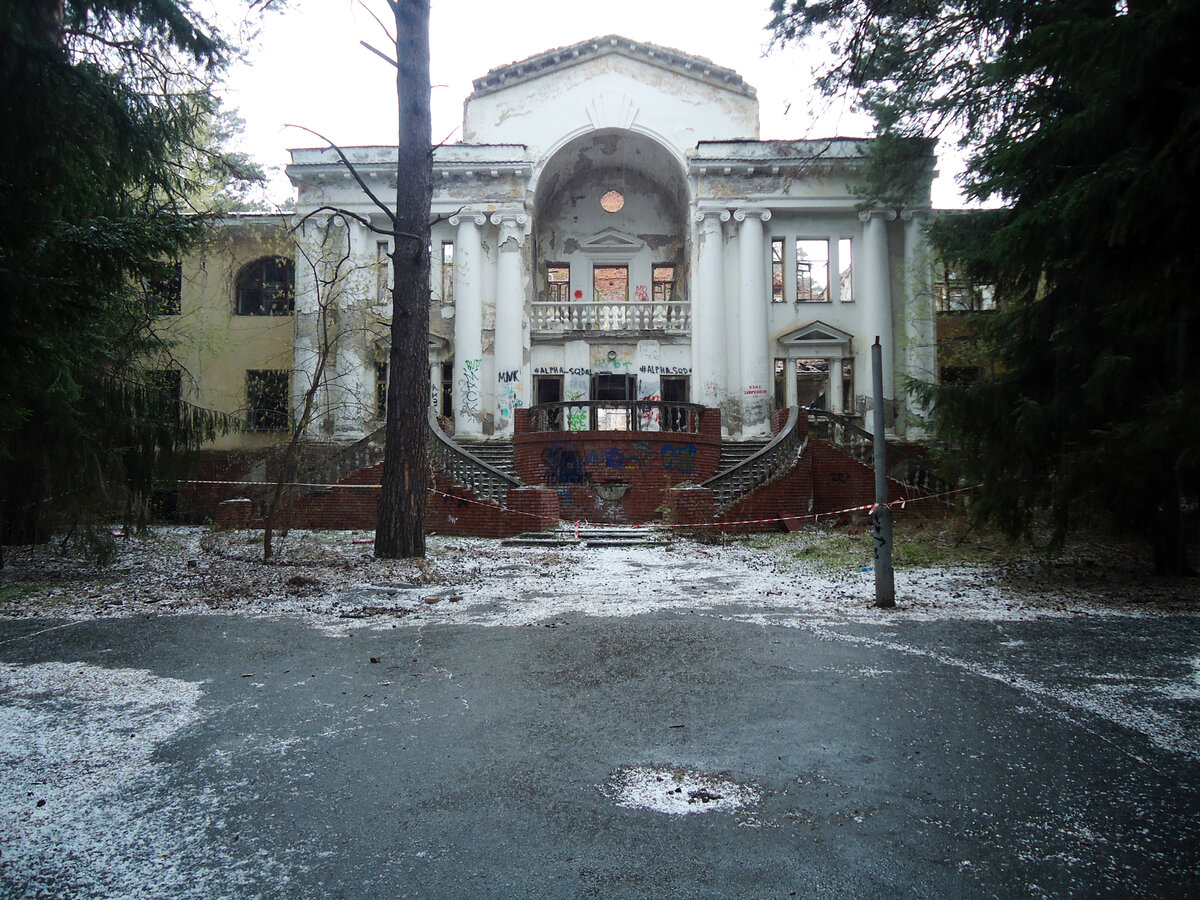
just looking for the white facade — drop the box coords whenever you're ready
[285,35,938,442]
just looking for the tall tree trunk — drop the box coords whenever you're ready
[375,0,432,558]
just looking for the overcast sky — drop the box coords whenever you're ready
[211,0,966,207]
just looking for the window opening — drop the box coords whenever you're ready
[796,239,830,302]
[592,373,635,430]
[600,190,625,213]
[246,370,289,430]
[441,242,454,304]
[441,361,453,418]
[771,239,785,303]
[773,359,787,409]
[593,265,628,303]
[838,239,853,302]
[236,256,294,316]
[840,359,854,414]
[547,264,570,302]
[652,266,675,303]
[933,262,996,312]
[535,375,564,429]
[375,362,388,418]
[795,359,830,409]
[660,375,689,431]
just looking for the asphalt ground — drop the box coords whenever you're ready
[2,608,1198,899]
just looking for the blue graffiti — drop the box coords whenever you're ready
[542,442,587,485]
[661,443,698,475]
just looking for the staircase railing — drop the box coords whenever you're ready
[290,426,387,490]
[426,408,521,507]
[700,408,803,512]
[806,409,953,496]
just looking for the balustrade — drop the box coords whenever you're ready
[527,400,704,434]
[531,301,690,333]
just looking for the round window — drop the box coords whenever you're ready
[600,189,625,213]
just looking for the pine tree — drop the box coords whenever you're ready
[771,0,1200,573]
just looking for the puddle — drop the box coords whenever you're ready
[602,765,760,816]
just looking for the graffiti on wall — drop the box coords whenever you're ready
[542,442,587,485]
[458,358,481,413]
[661,442,698,476]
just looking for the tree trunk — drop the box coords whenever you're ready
[375,0,432,559]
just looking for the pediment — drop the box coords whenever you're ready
[579,228,644,253]
[779,321,854,345]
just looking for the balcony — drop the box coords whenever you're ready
[531,301,691,335]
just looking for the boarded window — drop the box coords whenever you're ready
[652,265,675,303]
[236,256,294,316]
[771,239,785,303]
[796,239,830,302]
[547,264,570,302]
[246,370,289,430]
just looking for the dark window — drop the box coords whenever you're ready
[145,369,182,423]
[146,262,182,316]
[934,263,996,312]
[236,256,294,316]
[375,362,388,418]
[941,365,983,385]
[246,370,289,430]
[441,360,453,418]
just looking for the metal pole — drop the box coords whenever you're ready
[871,337,895,608]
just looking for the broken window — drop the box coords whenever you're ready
[145,262,181,316]
[838,238,853,303]
[246,369,289,430]
[236,256,294,316]
[652,265,675,303]
[796,239,830,302]
[441,242,454,304]
[933,262,996,312]
[593,265,628,303]
[771,239,785,303]
[547,264,570,302]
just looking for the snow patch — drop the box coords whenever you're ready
[602,765,760,816]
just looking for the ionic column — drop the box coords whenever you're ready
[451,213,487,437]
[902,209,935,436]
[859,209,898,405]
[735,208,772,437]
[490,212,528,436]
[691,209,730,410]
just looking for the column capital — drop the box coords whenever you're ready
[858,208,899,223]
[449,212,488,227]
[692,209,732,224]
[900,207,932,223]
[733,208,772,223]
[489,211,529,227]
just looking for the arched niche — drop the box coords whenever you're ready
[531,129,690,308]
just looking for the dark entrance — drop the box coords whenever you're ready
[591,373,636,430]
[534,375,563,429]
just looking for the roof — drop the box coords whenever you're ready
[470,35,756,100]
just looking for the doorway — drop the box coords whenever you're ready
[591,373,636,430]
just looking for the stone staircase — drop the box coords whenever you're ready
[456,440,518,479]
[716,439,770,474]
[503,526,670,548]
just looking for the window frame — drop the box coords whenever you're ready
[235,256,295,317]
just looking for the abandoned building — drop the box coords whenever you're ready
[164,36,948,535]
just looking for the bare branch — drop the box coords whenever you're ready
[290,205,393,237]
[284,124,397,226]
[360,40,398,69]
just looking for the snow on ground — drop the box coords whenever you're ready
[1,526,1196,631]
[0,662,293,899]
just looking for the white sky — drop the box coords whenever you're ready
[211,0,967,207]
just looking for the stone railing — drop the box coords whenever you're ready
[291,427,387,490]
[700,407,803,512]
[426,408,520,507]
[531,301,690,333]
[806,409,953,497]
[527,400,706,434]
